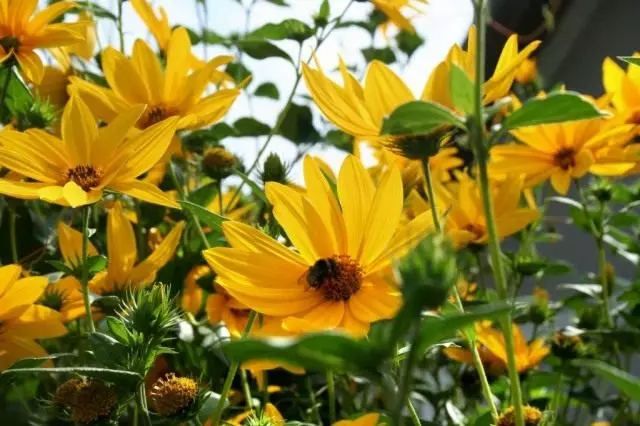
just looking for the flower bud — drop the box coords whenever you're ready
[118,284,180,341]
[149,373,199,419]
[551,329,585,360]
[54,378,118,425]
[397,233,458,309]
[384,128,450,161]
[497,405,543,426]
[260,153,290,185]
[202,146,238,180]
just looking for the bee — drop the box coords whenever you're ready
[297,258,338,289]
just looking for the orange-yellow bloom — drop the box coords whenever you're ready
[0,0,86,83]
[205,155,434,336]
[0,264,67,370]
[0,96,180,208]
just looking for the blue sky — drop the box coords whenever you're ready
[93,0,473,181]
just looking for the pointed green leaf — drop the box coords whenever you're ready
[180,200,228,230]
[249,19,314,43]
[381,101,466,136]
[254,82,280,100]
[573,359,640,402]
[504,92,605,129]
[450,65,474,114]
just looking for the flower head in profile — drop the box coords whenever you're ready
[490,106,636,194]
[0,0,86,83]
[371,0,427,35]
[69,28,240,134]
[603,53,640,123]
[444,322,549,376]
[89,202,185,297]
[0,264,67,370]
[436,173,539,248]
[205,155,434,336]
[0,96,180,208]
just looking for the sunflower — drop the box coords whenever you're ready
[0,96,180,208]
[89,202,185,296]
[33,10,96,107]
[0,264,67,370]
[0,0,86,84]
[490,110,636,194]
[435,173,539,249]
[68,27,240,136]
[204,155,434,336]
[371,0,427,35]
[444,322,549,376]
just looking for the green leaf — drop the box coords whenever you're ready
[449,65,474,114]
[249,19,314,43]
[503,92,605,129]
[70,1,117,21]
[396,30,424,57]
[416,303,512,353]
[235,171,267,203]
[234,117,271,137]
[180,200,227,230]
[45,260,74,275]
[86,255,108,275]
[278,103,321,144]
[264,0,288,5]
[0,68,33,124]
[361,47,396,64]
[237,40,292,62]
[318,0,331,20]
[254,82,280,100]
[6,353,76,370]
[325,129,354,152]
[223,334,385,378]
[619,56,640,67]
[188,182,219,207]
[225,63,252,84]
[88,332,129,368]
[106,317,131,345]
[572,359,640,402]
[200,29,226,45]
[381,101,465,136]
[1,367,142,387]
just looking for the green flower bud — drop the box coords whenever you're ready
[590,179,613,203]
[260,153,290,185]
[577,305,602,330]
[551,329,585,360]
[117,284,180,341]
[384,130,446,161]
[13,97,57,131]
[397,233,458,309]
[202,146,238,181]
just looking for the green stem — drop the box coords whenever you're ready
[117,0,125,54]
[168,161,211,249]
[327,370,336,424]
[240,368,253,410]
[392,328,421,426]
[470,1,524,424]
[406,399,422,426]
[0,65,13,120]
[306,376,323,425]
[423,158,498,421]
[80,206,96,333]
[421,158,441,232]
[210,311,258,425]
[137,382,152,426]
[8,207,18,264]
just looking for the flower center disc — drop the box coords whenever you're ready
[138,105,178,129]
[65,164,104,191]
[306,255,363,301]
[553,147,576,170]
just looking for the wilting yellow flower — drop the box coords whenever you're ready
[372,0,427,34]
[436,173,539,248]
[54,378,118,425]
[444,322,549,376]
[334,413,382,426]
[0,264,67,370]
[490,114,636,194]
[0,0,86,83]
[69,28,240,135]
[0,96,179,208]
[148,373,198,417]
[423,26,540,106]
[205,155,434,336]
[89,202,185,296]
[33,11,97,107]
[514,57,537,85]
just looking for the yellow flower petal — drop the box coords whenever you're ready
[128,221,185,285]
[106,202,138,285]
[111,179,180,209]
[163,28,191,104]
[57,221,98,269]
[61,96,98,165]
[15,50,44,84]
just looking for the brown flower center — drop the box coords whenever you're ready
[64,164,104,191]
[553,147,576,170]
[305,255,363,301]
[463,223,485,240]
[0,36,20,53]
[138,105,178,129]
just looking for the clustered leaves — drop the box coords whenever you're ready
[0,1,639,426]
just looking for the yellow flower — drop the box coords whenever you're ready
[435,173,539,249]
[148,373,198,417]
[204,155,434,336]
[423,26,540,106]
[89,202,185,296]
[0,0,86,83]
[514,57,537,85]
[0,96,180,208]
[444,322,549,376]
[0,264,67,370]
[451,279,477,302]
[33,10,97,107]
[130,0,171,53]
[603,53,640,123]
[69,28,240,134]
[333,413,382,426]
[490,112,636,194]
[372,0,427,34]
[497,405,542,426]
